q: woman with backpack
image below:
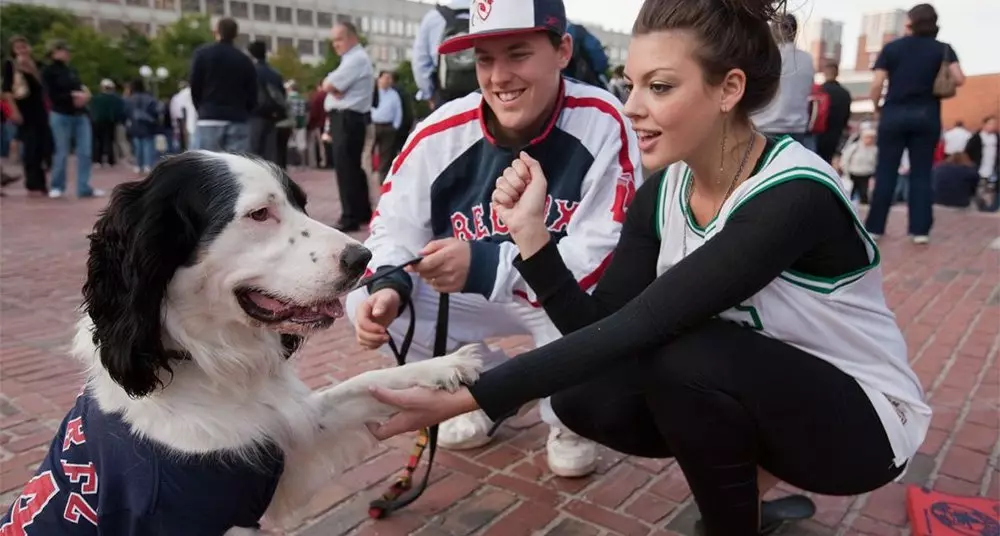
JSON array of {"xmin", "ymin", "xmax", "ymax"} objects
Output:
[{"xmin": 124, "ymin": 78, "xmax": 161, "ymax": 174}]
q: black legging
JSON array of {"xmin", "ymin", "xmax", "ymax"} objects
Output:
[{"xmin": 551, "ymin": 319, "xmax": 904, "ymax": 536}]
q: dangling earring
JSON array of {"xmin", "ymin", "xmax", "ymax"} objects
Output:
[{"xmin": 718, "ymin": 107, "xmax": 729, "ymax": 185}]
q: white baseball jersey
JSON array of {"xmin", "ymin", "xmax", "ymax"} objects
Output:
[{"xmin": 654, "ymin": 136, "xmax": 931, "ymax": 468}]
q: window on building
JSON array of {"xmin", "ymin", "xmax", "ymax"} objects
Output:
[
  {"xmin": 297, "ymin": 39, "xmax": 315, "ymax": 56},
  {"xmin": 253, "ymin": 3, "xmax": 270, "ymax": 21},
  {"xmin": 255, "ymin": 35, "xmax": 272, "ymax": 48},
  {"xmin": 99, "ymin": 19, "xmax": 127, "ymax": 38},
  {"xmin": 361, "ymin": 17, "xmax": 370, "ymax": 32},
  {"xmin": 206, "ymin": 0, "xmax": 223, "ymax": 14},
  {"xmin": 230, "ymin": 0, "xmax": 248, "ymax": 18},
  {"xmin": 154, "ymin": 0, "xmax": 175, "ymax": 9},
  {"xmin": 236, "ymin": 33, "xmax": 250, "ymax": 47},
  {"xmin": 317, "ymin": 12, "xmax": 333, "ymax": 27},
  {"xmin": 181, "ymin": 0, "xmax": 200, "ymax": 12},
  {"xmin": 276, "ymin": 7, "xmax": 291, "ymax": 24},
  {"xmin": 98, "ymin": 0, "xmax": 122, "ymax": 4},
  {"xmin": 297, "ymin": 9, "xmax": 313, "ymax": 26},
  {"xmin": 277, "ymin": 37, "xmax": 293, "ymax": 51},
  {"xmin": 336, "ymin": 13, "xmax": 351, "ymax": 24},
  {"xmin": 126, "ymin": 0, "xmax": 150, "ymax": 7}
]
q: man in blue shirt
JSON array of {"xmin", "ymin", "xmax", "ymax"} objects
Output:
[{"xmin": 370, "ymin": 71, "xmax": 403, "ymax": 182}]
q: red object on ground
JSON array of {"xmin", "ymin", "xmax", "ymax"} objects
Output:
[{"xmin": 906, "ymin": 485, "xmax": 1000, "ymax": 536}]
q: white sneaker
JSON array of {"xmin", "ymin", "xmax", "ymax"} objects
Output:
[
  {"xmin": 546, "ymin": 426, "xmax": 597, "ymax": 478},
  {"xmin": 48, "ymin": 189, "xmax": 63, "ymax": 199},
  {"xmin": 437, "ymin": 410, "xmax": 493, "ymax": 450},
  {"xmin": 912, "ymin": 235, "xmax": 929, "ymax": 245}
]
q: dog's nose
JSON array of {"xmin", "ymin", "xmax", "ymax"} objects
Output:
[{"xmin": 339, "ymin": 244, "xmax": 372, "ymax": 279}]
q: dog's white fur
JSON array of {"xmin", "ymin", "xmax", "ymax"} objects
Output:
[{"xmin": 64, "ymin": 152, "xmax": 482, "ymax": 532}]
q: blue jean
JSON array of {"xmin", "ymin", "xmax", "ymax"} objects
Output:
[
  {"xmin": 195, "ymin": 122, "xmax": 249, "ymax": 153},
  {"xmin": 865, "ymin": 105, "xmax": 941, "ymax": 236},
  {"xmin": 0, "ymin": 121, "xmax": 15, "ymax": 158},
  {"xmin": 133, "ymin": 136, "xmax": 156, "ymax": 170},
  {"xmin": 50, "ymin": 112, "xmax": 94, "ymax": 195}
]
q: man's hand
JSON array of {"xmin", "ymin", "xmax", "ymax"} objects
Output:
[
  {"xmin": 354, "ymin": 288, "xmax": 402, "ymax": 349},
  {"xmin": 407, "ymin": 238, "xmax": 471, "ymax": 293}
]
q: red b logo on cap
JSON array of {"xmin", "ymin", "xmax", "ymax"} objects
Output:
[{"xmin": 476, "ymin": 0, "xmax": 493, "ymax": 21}]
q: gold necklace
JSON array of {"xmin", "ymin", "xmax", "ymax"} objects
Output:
[{"xmin": 683, "ymin": 132, "xmax": 757, "ymax": 257}]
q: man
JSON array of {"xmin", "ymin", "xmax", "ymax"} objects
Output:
[
  {"xmin": 90, "ymin": 79, "xmax": 123, "ymax": 167},
  {"xmin": 750, "ymin": 14, "xmax": 815, "ymax": 148},
  {"xmin": 189, "ymin": 17, "xmax": 257, "ymax": 153},
  {"xmin": 283, "ymin": 80, "xmax": 308, "ymax": 169},
  {"xmin": 964, "ymin": 115, "xmax": 999, "ymax": 191},
  {"xmin": 169, "ymin": 81, "xmax": 198, "ymax": 152},
  {"xmin": 411, "ymin": 0, "xmax": 476, "ymax": 109},
  {"xmin": 247, "ymin": 39, "xmax": 286, "ymax": 163},
  {"xmin": 41, "ymin": 40, "xmax": 100, "ymax": 199},
  {"xmin": 370, "ymin": 70, "xmax": 403, "ymax": 182},
  {"xmin": 322, "ymin": 21, "xmax": 375, "ymax": 232},
  {"xmin": 346, "ymin": 0, "xmax": 642, "ymax": 478},
  {"xmin": 816, "ymin": 61, "xmax": 852, "ymax": 164}
]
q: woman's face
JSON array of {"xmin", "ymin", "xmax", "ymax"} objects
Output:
[
  {"xmin": 622, "ymin": 31, "xmax": 739, "ymax": 171},
  {"xmin": 12, "ymin": 40, "xmax": 31, "ymax": 58}
]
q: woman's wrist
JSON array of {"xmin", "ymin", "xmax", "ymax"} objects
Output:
[
  {"xmin": 452, "ymin": 386, "xmax": 480, "ymax": 414},
  {"xmin": 511, "ymin": 224, "xmax": 551, "ymax": 260}
]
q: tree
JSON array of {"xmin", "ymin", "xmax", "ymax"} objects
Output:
[
  {"xmin": 0, "ymin": 4, "xmax": 75, "ymax": 57},
  {"xmin": 149, "ymin": 14, "xmax": 214, "ymax": 91},
  {"xmin": 392, "ymin": 60, "xmax": 430, "ymax": 119},
  {"xmin": 269, "ymin": 45, "xmax": 312, "ymax": 89},
  {"xmin": 119, "ymin": 27, "xmax": 154, "ymax": 79}
]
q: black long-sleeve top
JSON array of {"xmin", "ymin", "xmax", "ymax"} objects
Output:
[
  {"xmin": 466, "ymin": 144, "xmax": 871, "ymax": 424},
  {"xmin": 41, "ymin": 60, "xmax": 84, "ymax": 116}
]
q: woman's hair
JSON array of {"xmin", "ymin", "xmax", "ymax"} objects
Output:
[
  {"xmin": 632, "ymin": 0, "xmax": 783, "ymax": 116},
  {"xmin": 907, "ymin": 4, "xmax": 939, "ymax": 38},
  {"xmin": 7, "ymin": 35, "xmax": 29, "ymax": 58}
]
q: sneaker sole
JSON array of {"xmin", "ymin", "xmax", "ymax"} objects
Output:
[
  {"xmin": 438, "ymin": 434, "xmax": 493, "ymax": 451},
  {"xmin": 547, "ymin": 458, "xmax": 598, "ymax": 478}
]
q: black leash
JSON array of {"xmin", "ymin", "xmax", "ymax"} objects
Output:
[{"xmin": 354, "ymin": 258, "xmax": 449, "ymax": 519}]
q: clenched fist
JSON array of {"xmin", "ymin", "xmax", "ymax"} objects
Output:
[{"xmin": 491, "ymin": 152, "xmax": 552, "ymax": 258}]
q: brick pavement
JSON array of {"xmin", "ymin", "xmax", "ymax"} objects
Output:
[{"xmin": 0, "ymin": 164, "xmax": 997, "ymax": 536}]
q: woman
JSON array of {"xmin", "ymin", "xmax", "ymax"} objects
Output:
[
  {"xmin": 1, "ymin": 35, "xmax": 51, "ymax": 197},
  {"xmin": 364, "ymin": 0, "xmax": 931, "ymax": 534},
  {"xmin": 840, "ymin": 128, "xmax": 878, "ymax": 204},
  {"xmin": 864, "ymin": 3, "xmax": 965, "ymax": 244}
]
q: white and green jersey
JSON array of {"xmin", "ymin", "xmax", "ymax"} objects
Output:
[{"xmin": 654, "ymin": 137, "xmax": 931, "ymax": 468}]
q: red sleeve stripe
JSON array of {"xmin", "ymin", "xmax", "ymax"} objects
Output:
[
  {"xmin": 389, "ymin": 108, "xmax": 481, "ymax": 176},
  {"xmin": 513, "ymin": 251, "xmax": 615, "ymax": 308}
]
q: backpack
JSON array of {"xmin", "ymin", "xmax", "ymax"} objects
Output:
[
  {"xmin": 435, "ymin": 6, "xmax": 479, "ymax": 103},
  {"xmin": 257, "ymin": 73, "xmax": 288, "ymax": 121},
  {"xmin": 806, "ymin": 83, "xmax": 830, "ymax": 135},
  {"xmin": 564, "ymin": 24, "xmax": 610, "ymax": 89}
]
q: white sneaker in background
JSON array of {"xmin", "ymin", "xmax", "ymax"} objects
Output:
[
  {"xmin": 48, "ymin": 189, "xmax": 63, "ymax": 199},
  {"xmin": 546, "ymin": 426, "xmax": 597, "ymax": 478},
  {"xmin": 912, "ymin": 235, "xmax": 930, "ymax": 245},
  {"xmin": 437, "ymin": 409, "xmax": 494, "ymax": 450}
]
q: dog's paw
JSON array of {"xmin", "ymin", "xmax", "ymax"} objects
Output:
[{"xmin": 411, "ymin": 345, "xmax": 483, "ymax": 392}]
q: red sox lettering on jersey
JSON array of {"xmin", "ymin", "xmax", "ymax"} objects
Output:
[
  {"xmin": 1, "ymin": 415, "xmax": 98, "ymax": 536},
  {"xmin": 451, "ymin": 195, "xmax": 579, "ymax": 241}
]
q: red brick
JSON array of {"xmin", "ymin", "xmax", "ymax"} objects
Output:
[
  {"xmin": 410, "ymin": 472, "xmax": 481, "ymax": 516},
  {"xmin": 939, "ymin": 445, "xmax": 990, "ymax": 482},
  {"xmin": 583, "ymin": 463, "xmax": 651, "ymax": 509},
  {"xmin": 648, "ymin": 464, "xmax": 691, "ymax": 503},
  {"xmin": 436, "ymin": 489, "xmax": 517, "ymax": 534},
  {"xmin": 341, "ymin": 452, "xmax": 415, "ymax": 491},
  {"xmin": 544, "ymin": 518, "xmax": 600, "ymax": 536},
  {"xmin": 861, "ymin": 483, "xmax": 908, "ymax": 526},
  {"xmin": 485, "ymin": 473, "xmax": 560, "ymax": 506},
  {"xmin": 476, "ymin": 445, "xmax": 526, "ymax": 471},
  {"xmin": 352, "ymin": 512, "xmax": 427, "ymax": 536},
  {"xmin": 481, "ymin": 501, "xmax": 558, "ymax": 536},
  {"xmin": 918, "ymin": 428, "xmax": 949, "ymax": 456},
  {"xmin": 4, "ymin": 432, "xmax": 54, "ymax": 454},
  {"xmin": 810, "ymin": 494, "xmax": 855, "ymax": 527},
  {"xmin": 933, "ymin": 475, "xmax": 983, "ymax": 497},
  {"xmin": 435, "ymin": 450, "xmax": 491, "ymax": 480},
  {"xmin": 624, "ymin": 492, "xmax": 678, "ymax": 524},
  {"xmin": 563, "ymin": 500, "xmax": 650, "ymax": 536},
  {"xmin": 850, "ymin": 515, "xmax": 907, "ymax": 536},
  {"xmin": 953, "ymin": 421, "xmax": 999, "ymax": 454}
]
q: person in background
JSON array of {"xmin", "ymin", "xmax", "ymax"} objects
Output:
[
  {"xmin": 964, "ymin": 115, "xmax": 998, "ymax": 187},
  {"xmin": 816, "ymin": 61, "xmax": 852, "ymax": 164},
  {"xmin": 247, "ymin": 39, "xmax": 286, "ymax": 164},
  {"xmin": 412, "ymin": 0, "xmax": 473, "ymax": 109},
  {"xmin": 306, "ymin": 81, "xmax": 329, "ymax": 169},
  {"xmin": 608, "ymin": 65, "xmax": 629, "ymax": 103},
  {"xmin": 169, "ymin": 81, "xmax": 197, "ymax": 151},
  {"xmin": 124, "ymin": 78, "xmax": 161, "ymax": 175},
  {"xmin": 942, "ymin": 120, "xmax": 971, "ymax": 157},
  {"xmin": 750, "ymin": 14, "xmax": 814, "ymax": 148},
  {"xmin": 864, "ymin": 3, "xmax": 965, "ymax": 244},
  {"xmin": 322, "ymin": 21, "xmax": 375, "ymax": 232},
  {"xmin": 42, "ymin": 39, "xmax": 99, "ymax": 199},
  {"xmin": 283, "ymin": 80, "xmax": 308, "ymax": 169},
  {"xmin": 840, "ymin": 128, "xmax": 878, "ymax": 205},
  {"xmin": 932, "ymin": 152, "xmax": 981, "ymax": 209},
  {"xmin": 1, "ymin": 35, "xmax": 48, "ymax": 196},
  {"xmin": 370, "ymin": 70, "xmax": 403, "ymax": 183},
  {"xmin": 189, "ymin": 17, "xmax": 257, "ymax": 152},
  {"xmin": 90, "ymin": 79, "xmax": 123, "ymax": 168}
]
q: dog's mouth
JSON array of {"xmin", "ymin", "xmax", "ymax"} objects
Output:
[{"xmin": 235, "ymin": 288, "xmax": 344, "ymax": 333}]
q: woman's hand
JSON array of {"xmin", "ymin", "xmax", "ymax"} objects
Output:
[
  {"xmin": 365, "ymin": 385, "xmax": 479, "ymax": 440},
  {"xmin": 492, "ymin": 151, "xmax": 552, "ymax": 258}
]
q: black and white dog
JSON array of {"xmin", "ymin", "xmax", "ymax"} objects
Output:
[{"xmin": 0, "ymin": 151, "xmax": 480, "ymax": 535}]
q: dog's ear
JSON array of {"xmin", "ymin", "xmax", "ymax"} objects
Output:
[{"xmin": 81, "ymin": 170, "xmax": 202, "ymax": 398}]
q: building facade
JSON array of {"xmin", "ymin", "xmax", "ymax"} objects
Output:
[
  {"xmin": 854, "ymin": 9, "xmax": 906, "ymax": 71},
  {"xmin": 14, "ymin": 0, "xmax": 629, "ymax": 73},
  {"xmin": 797, "ymin": 17, "xmax": 843, "ymax": 71}
]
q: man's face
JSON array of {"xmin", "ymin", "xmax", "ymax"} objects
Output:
[
  {"xmin": 52, "ymin": 48, "xmax": 69, "ymax": 62},
  {"xmin": 377, "ymin": 73, "xmax": 393, "ymax": 89},
  {"xmin": 473, "ymin": 32, "xmax": 571, "ymax": 139},
  {"xmin": 331, "ymin": 25, "xmax": 354, "ymax": 56}
]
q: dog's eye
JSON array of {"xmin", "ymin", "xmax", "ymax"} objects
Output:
[{"xmin": 248, "ymin": 208, "xmax": 270, "ymax": 222}]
